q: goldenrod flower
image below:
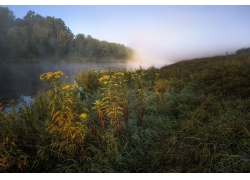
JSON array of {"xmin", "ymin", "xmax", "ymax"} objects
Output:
[
  {"xmin": 62, "ymin": 84, "xmax": 78, "ymax": 92},
  {"xmin": 40, "ymin": 75, "xmax": 44, "ymax": 81},
  {"xmin": 40, "ymin": 71, "xmax": 64, "ymax": 81},
  {"xmin": 115, "ymin": 72, "xmax": 124, "ymax": 76},
  {"xmin": 99, "ymin": 75, "xmax": 110, "ymax": 83},
  {"xmin": 62, "ymin": 85, "xmax": 70, "ymax": 90},
  {"xmin": 79, "ymin": 113, "xmax": 87, "ymax": 119}
]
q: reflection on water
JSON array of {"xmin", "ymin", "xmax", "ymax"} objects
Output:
[
  {"xmin": 2, "ymin": 95, "xmax": 33, "ymax": 114},
  {"xmin": 0, "ymin": 61, "xmax": 144, "ymax": 101}
]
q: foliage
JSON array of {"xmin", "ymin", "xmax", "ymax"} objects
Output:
[
  {"xmin": 1, "ymin": 53, "xmax": 250, "ymax": 172},
  {"xmin": 235, "ymin": 47, "xmax": 250, "ymax": 54},
  {"xmin": 0, "ymin": 6, "xmax": 133, "ymax": 63}
]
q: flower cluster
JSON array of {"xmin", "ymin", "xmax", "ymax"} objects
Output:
[
  {"xmin": 99, "ymin": 75, "xmax": 110, "ymax": 82},
  {"xmin": 98, "ymin": 71, "xmax": 128, "ymax": 87},
  {"xmin": 62, "ymin": 84, "xmax": 78, "ymax": 92},
  {"xmin": 40, "ymin": 71, "xmax": 64, "ymax": 81},
  {"xmin": 114, "ymin": 72, "xmax": 124, "ymax": 76}
]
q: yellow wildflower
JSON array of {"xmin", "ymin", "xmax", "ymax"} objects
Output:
[
  {"xmin": 40, "ymin": 71, "xmax": 64, "ymax": 81},
  {"xmin": 62, "ymin": 85, "xmax": 70, "ymax": 90},
  {"xmin": 40, "ymin": 74, "xmax": 45, "ymax": 81},
  {"xmin": 99, "ymin": 75, "xmax": 110, "ymax": 83},
  {"xmin": 79, "ymin": 113, "xmax": 88, "ymax": 119},
  {"xmin": 115, "ymin": 72, "xmax": 124, "ymax": 76},
  {"xmin": 73, "ymin": 84, "xmax": 78, "ymax": 89}
]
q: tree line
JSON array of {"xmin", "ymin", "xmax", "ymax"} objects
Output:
[
  {"xmin": 235, "ymin": 47, "xmax": 250, "ymax": 55},
  {"xmin": 0, "ymin": 6, "xmax": 133, "ymax": 63}
]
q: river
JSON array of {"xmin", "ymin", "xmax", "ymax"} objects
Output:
[{"xmin": 0, "ymin": 61, "xmax": 141, "ymax": 102}]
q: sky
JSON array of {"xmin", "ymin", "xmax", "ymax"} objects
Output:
[{"xmin": 2, "ymin": 1, "xmax": 250, "ymax": 67}]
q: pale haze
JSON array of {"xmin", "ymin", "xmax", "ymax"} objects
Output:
[{"xmin": 3, "ymin": 5, "xmax": 250, "ymax": 67}]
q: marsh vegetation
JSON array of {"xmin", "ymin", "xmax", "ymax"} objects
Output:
[{"xmin": 1, "ymin": 53, "xmax": 250, "ymax": 172}]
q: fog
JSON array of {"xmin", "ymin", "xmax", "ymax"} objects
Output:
[
  {"xmin": 0, "ymin": 59, "xmax": 159, "ymax": 101},
  {"xmin": 0, "ymin": 43, "xmax": 241, "ymax": 102},
  {"xmin": 127, "ymin": 37, "xmax": 240, "ymax": 68}
]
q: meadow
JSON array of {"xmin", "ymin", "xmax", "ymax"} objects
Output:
[{"xmin": 1, "ymin": 53, "xmax": 250, "ymax": 172}]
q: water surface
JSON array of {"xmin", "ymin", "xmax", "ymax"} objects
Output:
[{"xmin": 0, "ymin": 61, "xmax": 137, "ymax": 101}]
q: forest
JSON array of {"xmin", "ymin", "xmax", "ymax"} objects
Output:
[
  {"xmin": 0, "ymin": 6, "xmax": 133, "ymax": 63},
  {"xmin": 0, "ymin": 52, "xmax": 250, "ymax": 172}
]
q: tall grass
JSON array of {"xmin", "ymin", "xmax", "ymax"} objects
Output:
[{"xmin": 1, "ymin": 53, "xmax": 250, "ymax": 172}]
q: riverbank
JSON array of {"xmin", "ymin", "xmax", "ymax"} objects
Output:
[
  {"xmin": 1, "ymin": 53, "xmax": 250, "ymax": 172},
  {"xmin": 0, "ymin": 60, "xmax": 138, "ymax": 102}
]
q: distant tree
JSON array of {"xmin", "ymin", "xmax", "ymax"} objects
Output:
[
  {"xmin": 31, "ymin": 24, "xmax": 43, "ymax": 56},
  {"xmin": 57, "ymin": 30, "xmax": 74, "ymax": 57},
  {"xmin": 54, "ymin": 18, "xmax": 66, "ymax": 43},
  {"xmin": 235, "ymin": 47, "xmax": 250, "ymax": 54},
  {"xmin": 23, "ymin": 10, "xmax": 35, "ymax": 27},
  {"xmin": 0, "ymin": 6, "xmax": 15, "ymax": 34},
  {"xmin": 15, "ymin": 18, "xmax": 26, "ymax": 27},
  {"xmin": 74, "ymin": 34, "xmax": 86, "ymax": 55}
]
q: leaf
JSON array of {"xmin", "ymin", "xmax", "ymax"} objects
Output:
[
  {"xmin": 65, "ymin": 106, "xmax": 72, "ymax": 114},
  {"xmin": 65, "ymin": 111, "xmax": 72, "ymax": 119},
  {"xmin": 113, "ymin": 96, "xmax": 120, "ymax": 99},
  {"xmin": 66, "ymin": 98, "xmax": 73, "ymax": 104},
  {"xmin": 107, "ymin": 112, "xmax": 114, "ymax": 116},
  {"xmin": 55, "ymin": 116, "xmax": 60, "ymax": 123},
  {"xmin": 82, "ymin": 107, "xmax": 89, "ymax": 112},
  {"xmin": 102, "ymin": 97, "xmax": 110, "ymax": 101},
  {"xmin": 48, "ymin": 99, "xmax": 55, "ymax": 108},
  {"xmin": 71, "ymin": 128, "xmax": 82, "ymax": 139},
  {"xmin": 118, "ymin": 107, "xmax": 123, "ymax": 110},
  {"xmin": 52, "ymin": 111, "xmax": 60, "ymax": 121}
]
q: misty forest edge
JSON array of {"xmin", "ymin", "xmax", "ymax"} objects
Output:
[
  {"xmin": 0, "ymin": 6, "xmax": 249, "ymax": 64},
  {"xmin": 0, "ymin": 7, "xmax": 133, "ymax": 64}
]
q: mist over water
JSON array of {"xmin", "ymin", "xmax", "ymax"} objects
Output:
[{"xmin": 0, "ymin": 59, "xmax": 166, "ymax": 102}]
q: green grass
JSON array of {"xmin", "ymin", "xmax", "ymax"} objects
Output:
[{"xmin": 1, "ymin": 53, "xmax": 250, "ymax": 172}]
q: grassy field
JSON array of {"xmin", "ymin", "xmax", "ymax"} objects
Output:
[{"xmin": 1, "ymin": 53, "xmax": 250, "ymax": 172}]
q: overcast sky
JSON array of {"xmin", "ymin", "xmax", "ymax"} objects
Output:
[{"xmin": 2, "ymin": 1, "xmax": 250, "ymax": 67}]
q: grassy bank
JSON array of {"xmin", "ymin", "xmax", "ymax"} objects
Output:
[{"xmin": 1, "ymin": 53, "xmax": 250, "ymax": 172}]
